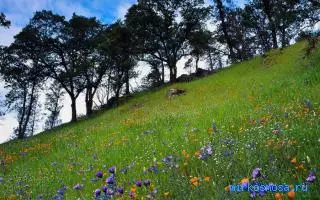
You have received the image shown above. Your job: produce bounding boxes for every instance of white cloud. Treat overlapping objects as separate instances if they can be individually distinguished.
[0,113,17,143]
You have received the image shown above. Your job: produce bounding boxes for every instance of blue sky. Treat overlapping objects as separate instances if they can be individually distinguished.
[0,0,137,46]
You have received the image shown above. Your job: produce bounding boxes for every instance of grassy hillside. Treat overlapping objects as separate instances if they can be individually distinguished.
[0,41,320,199]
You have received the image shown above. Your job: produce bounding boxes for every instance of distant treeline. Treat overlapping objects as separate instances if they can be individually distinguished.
[0,0,319,139]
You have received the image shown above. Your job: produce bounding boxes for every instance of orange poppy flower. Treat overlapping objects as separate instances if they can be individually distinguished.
[275,193,283,200]
[295,164,304,170]
[204,177,210,182]
[130,187,137,193]
[290,157,297,164]
[190,177,199,183]
[287,190,295,200]
[192,181,200,186]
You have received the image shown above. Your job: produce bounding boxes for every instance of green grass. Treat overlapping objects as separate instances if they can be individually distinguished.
[1,41,320,199]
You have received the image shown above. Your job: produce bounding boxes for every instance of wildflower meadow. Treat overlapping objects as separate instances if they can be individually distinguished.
[0,41,319,199]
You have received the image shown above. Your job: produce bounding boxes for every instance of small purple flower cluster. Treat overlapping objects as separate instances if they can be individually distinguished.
[306,171,316,183]
[198,143,213,160]
[162,155,179,169]
[94,166,124,200]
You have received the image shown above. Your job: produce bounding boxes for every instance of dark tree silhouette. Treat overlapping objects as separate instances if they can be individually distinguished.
[126,0,211,82]
[1,26,45,139]
[0,13,10,28]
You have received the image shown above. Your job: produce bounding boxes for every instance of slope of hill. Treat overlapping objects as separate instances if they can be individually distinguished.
[0,41,319,199]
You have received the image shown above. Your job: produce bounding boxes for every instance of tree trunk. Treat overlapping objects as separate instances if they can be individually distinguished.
[195,55,200,71]
[17,88,27,139]
[208,51,214,71]
[86,98,93,116]
[107,75,111,102]
[70,96,77,122]
[271,27,278,49]
[85,87,94,116]
[218,57,223,69]
[125,70,130,95]
[114,85,122,106]
[169,66,177,82]
[281,26,287,48]
[161,61,165,83]
[21,82,36,138]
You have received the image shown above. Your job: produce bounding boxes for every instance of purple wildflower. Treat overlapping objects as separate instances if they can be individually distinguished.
[152,189,158,195]
[57,189,65,195]
[148,165,158,174]
[102,185,107,193]
[206,146,213,155]
[73,184,84,190]
[199,144,213,160]
[252,168,261,179]
[129,191,135,198]
[107,189,114,196]
[108,166,116,174]
[162,156,173,163]
[106,176,115,184]
[144,179,151,186]
[306,171,316,183]
[94,189,101,198]
[52,194,63,200]
[135,180,143,187]
[96,171,103,178]
[117,187,124,194]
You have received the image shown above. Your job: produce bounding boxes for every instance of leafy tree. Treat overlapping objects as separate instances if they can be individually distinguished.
[241,2,272,53]
[300,0,320,28]
[126,0,211,82]
[0,26,45,139]
[212,0,240,62]
[0,13,10,117]
[66,15,106,116]
[101,21,137,102]
[0,13,10,28]
[249,0,303,49]
[189,30,212,70]
[29,11,93,122]
[44,81,64,130]
[258,0,279,48]
[275,0,302,48]
[213,1,258,62]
